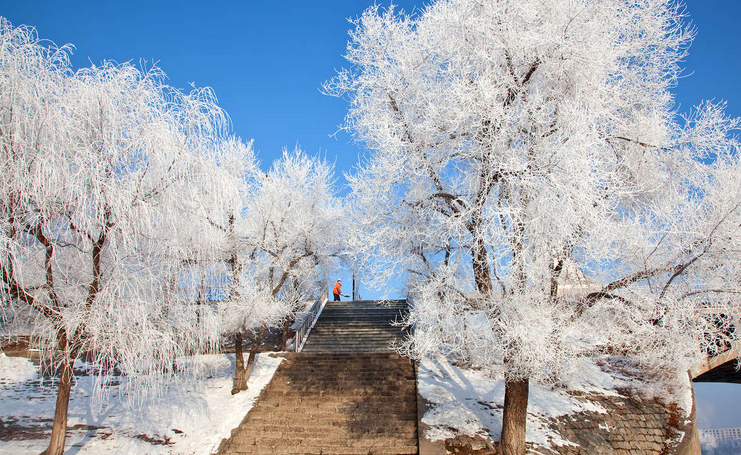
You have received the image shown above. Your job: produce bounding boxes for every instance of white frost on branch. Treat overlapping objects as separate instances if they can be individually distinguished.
[327,0,741,418]
[0,16,235,405]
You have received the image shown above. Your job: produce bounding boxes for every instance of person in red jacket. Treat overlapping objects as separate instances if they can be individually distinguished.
[332,280,343,301]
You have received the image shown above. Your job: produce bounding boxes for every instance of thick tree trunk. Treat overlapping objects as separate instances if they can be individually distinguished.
[500,378,529,455]
[42,357,73,455]
[244,324,266,381]
[231,332,248,395]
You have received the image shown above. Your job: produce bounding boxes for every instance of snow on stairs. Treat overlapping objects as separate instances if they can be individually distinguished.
[217,300,418,455]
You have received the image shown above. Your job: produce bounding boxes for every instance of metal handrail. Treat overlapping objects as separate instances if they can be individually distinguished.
[294,289,328,352]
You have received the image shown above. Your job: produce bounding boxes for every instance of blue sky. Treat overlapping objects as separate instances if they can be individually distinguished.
[2,0,738,185]
[2,0,740,431]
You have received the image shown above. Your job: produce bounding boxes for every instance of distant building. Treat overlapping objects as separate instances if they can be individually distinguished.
[556,260,601,297]
[699,427,741,449]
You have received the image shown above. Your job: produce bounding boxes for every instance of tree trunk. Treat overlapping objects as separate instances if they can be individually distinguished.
[500,378,529,455]
[231,332,248,395]
[244,324,266,381]
[471,233,493,296]
[279,318,292,352]
[42,356,73,455]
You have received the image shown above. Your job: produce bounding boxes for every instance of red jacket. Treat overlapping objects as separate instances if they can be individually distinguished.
[332,282,342,295]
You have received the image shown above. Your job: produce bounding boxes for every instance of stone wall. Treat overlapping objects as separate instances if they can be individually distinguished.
[439,391,699,455]
[535,393,681,454]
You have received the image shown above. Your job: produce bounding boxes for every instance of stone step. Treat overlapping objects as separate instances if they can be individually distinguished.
[310,325,407,330]
[311,329,406,341]
[229,434,419,446]
[276,369,411,377]
[318,315,405,318]
[266,389,414,399]
[272,371,414,381]
[305,339,402,353]
[322,305,408,310]
[301,338,403,345]
[278,360,407,368]
[277,359,413,369]
[241,414,417,432]
[260,403,416,414]
[319,307,407,312]
[302,344,404,350]
[218,304,417,455]
[310,325,404,331]
[241,419,418,433]
[225,433,418,445]
[318,314,406,318]
[307,334,406,341]
[249,422,416,434]
[300,350,402,355]
[304,337,403,343]
[273,369,412,378]
[306,334,405,341]
[300,334,404,341]
[267,378,414,388]
[309,330,405,335]
[255,395,417,407]
[244,413,419,427]
[264,390,416,400]
[275,372,409,380]
[321,305,407,310]
[318,312,406,316]
[325,300,408,308]
[319,311,407,316]
[312,323,405,328]
[302,337,402,342]
[260,393,415,403]
[318,318,406,321]
[278,363,410,370]
[281,352,407,359]
[220,444,418,455]
[278,359,412,369]
[302,334,408,340]
[298,345,398,354]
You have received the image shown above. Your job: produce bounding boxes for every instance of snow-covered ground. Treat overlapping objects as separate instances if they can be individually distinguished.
[417,356,692,451]
[0,351,699,454]
[0,352,282,455]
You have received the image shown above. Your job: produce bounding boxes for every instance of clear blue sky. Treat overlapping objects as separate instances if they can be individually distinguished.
[2,0,740,430]
[2,0,739,298]
[1,0,738,185]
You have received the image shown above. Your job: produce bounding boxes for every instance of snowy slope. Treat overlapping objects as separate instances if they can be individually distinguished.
[0,352,282,455]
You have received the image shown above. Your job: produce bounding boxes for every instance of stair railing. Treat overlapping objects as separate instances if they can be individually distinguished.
[294,289,328,352]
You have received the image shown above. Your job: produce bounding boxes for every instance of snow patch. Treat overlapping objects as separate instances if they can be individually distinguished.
[0,352,282,455]
[417,356,631,450]
[0,353,38,384]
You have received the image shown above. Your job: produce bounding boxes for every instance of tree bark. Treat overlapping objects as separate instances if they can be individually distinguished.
[42,356,73,455]
[471,231,493,296]
[500,378,529,455]
[279,317,292,352]
[244,324,266,381]
[231,332,248,394]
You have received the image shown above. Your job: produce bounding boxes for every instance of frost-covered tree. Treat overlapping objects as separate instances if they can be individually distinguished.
[325,1,740,453]
[176,135,267,394]
[229,149,345,393]
[0,19,230,455]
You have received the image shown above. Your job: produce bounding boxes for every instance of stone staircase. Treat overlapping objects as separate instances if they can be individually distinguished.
[217,300,418,455]
[302,300,409,353]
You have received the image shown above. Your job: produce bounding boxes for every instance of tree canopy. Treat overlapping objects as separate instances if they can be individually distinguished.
[326,0,740,453]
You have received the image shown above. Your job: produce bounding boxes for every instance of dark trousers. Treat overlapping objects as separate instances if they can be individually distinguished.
[333,293,341,301]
